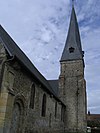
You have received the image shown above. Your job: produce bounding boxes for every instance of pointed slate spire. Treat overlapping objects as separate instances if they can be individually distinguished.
[61,6,84,62]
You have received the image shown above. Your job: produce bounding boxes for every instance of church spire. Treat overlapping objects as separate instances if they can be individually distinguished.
[60,4,84,62]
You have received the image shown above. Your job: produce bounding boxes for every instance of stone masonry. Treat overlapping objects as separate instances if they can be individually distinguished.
[0,4,87,133]
[59,60,87,133]
[0,43,65,133]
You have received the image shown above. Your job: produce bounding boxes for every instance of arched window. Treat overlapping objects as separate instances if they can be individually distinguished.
[55,101,57,118]
[61,105,65,122]
[29,84,35,109]
[41,94,46,117]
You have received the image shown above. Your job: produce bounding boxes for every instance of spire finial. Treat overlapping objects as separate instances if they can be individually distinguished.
[72,0,75,7]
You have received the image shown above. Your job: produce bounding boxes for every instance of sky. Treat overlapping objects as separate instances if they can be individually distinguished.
[0,0,100,114]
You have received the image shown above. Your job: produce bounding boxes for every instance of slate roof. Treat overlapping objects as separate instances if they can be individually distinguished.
[61,7,84,61]
[48,80,59,95]
[0,25,64,104]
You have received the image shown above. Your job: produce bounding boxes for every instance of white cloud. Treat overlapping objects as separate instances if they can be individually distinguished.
[0,0,100,113]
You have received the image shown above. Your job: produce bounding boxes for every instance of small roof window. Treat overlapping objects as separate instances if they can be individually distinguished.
[69,47,75,53]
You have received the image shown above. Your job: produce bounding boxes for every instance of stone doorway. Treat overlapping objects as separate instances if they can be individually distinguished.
[10,98,25,133]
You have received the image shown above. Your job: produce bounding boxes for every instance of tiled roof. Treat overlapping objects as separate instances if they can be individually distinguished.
[87,114,100,121]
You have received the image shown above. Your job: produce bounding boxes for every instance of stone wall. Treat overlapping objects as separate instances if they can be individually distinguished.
[59,60,87,133]
[0,50,65,133]
[0,42,8,133]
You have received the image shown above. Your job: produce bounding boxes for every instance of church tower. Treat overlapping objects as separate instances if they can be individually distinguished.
[59,4,87,133]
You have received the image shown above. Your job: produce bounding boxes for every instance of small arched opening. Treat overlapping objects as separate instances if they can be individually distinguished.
[41,94,46,117]
[29,83,35,109]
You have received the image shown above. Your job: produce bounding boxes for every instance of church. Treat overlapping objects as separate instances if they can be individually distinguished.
[0,4,87,133]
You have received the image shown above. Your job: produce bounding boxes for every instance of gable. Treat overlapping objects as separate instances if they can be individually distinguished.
[0,25,64,105]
